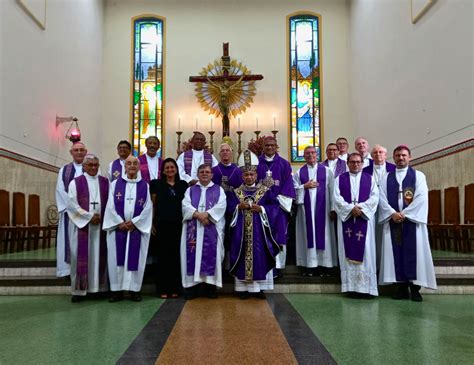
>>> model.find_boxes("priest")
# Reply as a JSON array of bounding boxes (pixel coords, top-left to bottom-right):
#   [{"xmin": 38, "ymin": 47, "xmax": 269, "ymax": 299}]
[
  {"xmin": 180, "ymin": 163, "xmax": 226, "ymax": 299},
  {"xmin": 333, "ymin": 152, "xmax": 379, "ymax": 297},
  {"xmin": 322, "ymin": 143, "xmax": 347, "ymax": 179},
  {"xmin": 56, "ymin": 141, "xmax": 87, "ymax": 277},
  {"xmin": 256, "ymin": 136, "xmax": 295, "ymax": 274},
  {"xmin": 294, "ymin": 146, "xmax": 337, "ymax": 276},
  {"xmin": 67, "ymin": 154, "xmax": 109, "ymax": 302},
  {"xmin": 108, "ymin": 140, "xmax": 131, "ymax": 182},
  {"xmin": 177, "ymin": 132, "xmax": 218, "ymax": 186},
  {"xmin": 212, "ymin": 142, "xmax": 242, "ymax": 194},
  {"xmin": 103, "ymin": 155, "xmax": 152, "ymax": 302},
  {"xmin": 228, "ymin": 150, "xmax": 280, "ymax": 299},
  {"xmin": 355, "ymin": 137, "xmax": 373, "ymax": 168},
  {"xmin": 138, "ymin": 136, "xmax": 162, "ymax": 183},
  {"xmin": 378, "ymin": 145, "xmax": 437, "ymax": 301}
]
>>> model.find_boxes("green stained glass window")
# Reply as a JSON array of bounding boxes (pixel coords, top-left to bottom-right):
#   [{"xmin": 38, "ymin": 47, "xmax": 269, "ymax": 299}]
[
  {"xmin": 132, "ymin": 18, "xmax": 164, "ymax": 156},
  {"xmin": 289, "ymin": 15, "xmax": 321, "ymax": 163}
]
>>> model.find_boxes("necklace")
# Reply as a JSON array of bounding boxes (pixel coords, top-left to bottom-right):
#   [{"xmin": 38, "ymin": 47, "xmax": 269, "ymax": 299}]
[{"xmin": 126, "ymin": 183, "xmax": 136, "ymax": 205}]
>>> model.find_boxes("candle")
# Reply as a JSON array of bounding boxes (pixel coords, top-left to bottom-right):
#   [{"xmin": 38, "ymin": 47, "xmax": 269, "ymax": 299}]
[
  {"xmin": 238, "ymin": 117, "xmax": 241, "ymax": 130},
  {"xmin": 178, "ymin": 117, "xmax": 181, "ymax": 131},
  {"xmin": 273, "ymin": 116, "xmax": 276, "ymax": 130},
  {"xmin": 210, "ymin": 117, "xmax": 213, "ymax": 130},
  {"xmin": 256, "ymin": 116, "xmax": 259, "ymax": 130},
  {"xmin": 195, "ymin": 116, "xmax": 199, "ymax": 130}
]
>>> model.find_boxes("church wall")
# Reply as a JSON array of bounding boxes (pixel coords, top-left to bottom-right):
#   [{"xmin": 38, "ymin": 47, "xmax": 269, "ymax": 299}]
[
  {"xmin": 349, "ymin": 0, "xmax": 473, "ymax": 158},
  {"xmin": 0, "ymin": 0, "xmax": 104, "ymax": 166},
  {"xmin": 102, "ymin": 0, "xmax": 352, "ymax": 164}
]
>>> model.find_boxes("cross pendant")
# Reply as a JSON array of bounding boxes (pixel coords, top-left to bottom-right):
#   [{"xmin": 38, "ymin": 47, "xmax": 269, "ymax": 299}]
[
  {"xmin": 126, "ymin": 197, "xmax": 134, "ymax": 204},
  {"xmin": 90, "ymin": 201, "xmax": 99, "ymax": 209},
  {"xmin": 199, "ymin": 203, "xmax": 206, "ymax": 212},
  {"xmin": 352, "ymin": 199, "xmax": 358, "ymax": 205}
]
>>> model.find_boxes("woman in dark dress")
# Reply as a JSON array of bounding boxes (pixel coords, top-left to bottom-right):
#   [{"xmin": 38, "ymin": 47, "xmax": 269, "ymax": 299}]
[{"xmin": 150, "ymin": 158, "xmax": 188, "ymax": 298}]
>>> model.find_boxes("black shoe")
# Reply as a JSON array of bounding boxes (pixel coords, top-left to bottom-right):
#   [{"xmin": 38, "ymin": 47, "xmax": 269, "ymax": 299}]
[
  {"xmin": 410, "ymin": 284, "xmax": 423, "ymax": 302},
  {"xmin": 109, "ymin": 292, "xmax": 123, "ymax": 303},
  {"xmin": 253, "ymin": 291, "xmax": 266, "ymax": 299},
  {"xmin": 239, "ymin": 292, "xmax": 250, "ymax": 300},
  {"xmin": 392, "ymin": 284, "xmax": 410, "ymax": 300},
  {"xmin": 71, "ymin": 295, "xmax": 84, "ymax": 303},
  {"xmin": 130, "ymin": 291, "xmax": 142, "ymax": 302},
  {"xmin": 274, "ymin": 269, "xmax": 284, "ymax": 279}
]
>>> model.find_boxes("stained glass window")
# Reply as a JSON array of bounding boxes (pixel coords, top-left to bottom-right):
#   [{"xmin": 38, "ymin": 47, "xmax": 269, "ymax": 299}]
[
  {"xmin": 289, "ymin": 14, "xmax": 321, "ymax": 163},
  {"xmin": 132, "ymin": 17, "xmax": 164, "ymax": 156}
]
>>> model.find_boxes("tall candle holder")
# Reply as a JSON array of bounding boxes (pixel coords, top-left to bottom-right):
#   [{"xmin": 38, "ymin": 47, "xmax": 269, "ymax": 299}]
[
  {"xmin": 236, "ymin": 131, "xmax": 243, "ymax": 155},
  {"xmin": 176, "ymin": 131, "xmax": 183, "ymax": 157},
  {"xmin": 254, "ymin": 130, "xmax": 261, "ymax": 139},
  {"xmin": 271, "ymin": 130, "xmax": 279, "ymax": 140},
  {"xmin": 208, "ymin": 131, "xmax": 215, "ymax": 154}
]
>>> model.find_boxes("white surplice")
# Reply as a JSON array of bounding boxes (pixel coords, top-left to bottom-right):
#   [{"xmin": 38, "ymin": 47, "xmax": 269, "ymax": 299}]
[
  {"xmin": 177, "ymin": 149, "xmax": 218, "ymax": 183},
  {"xmin": 378, "ymin": 168, "xmax": 437, "ymax": 289},
  {"xmin": 334, "ymin": 172, "xmax": 379, "ymax": 296},
  {"xmin": 180, "ymin": 182, "xmax": 226, "ymax": 288},
  {"xmin": 67, "ymin": 173, "xmax": 108, "ymax": 296},
  {"xmin": 293, "ymin": 164, "xmax": 337, "ymax": 268},
  {"xmin": 103, "ymin": 175, "xmax": 152, "ymax": 292},
  {"xmin": 56, "ymin": 162, "xmax": 83, "ymax": 277}
]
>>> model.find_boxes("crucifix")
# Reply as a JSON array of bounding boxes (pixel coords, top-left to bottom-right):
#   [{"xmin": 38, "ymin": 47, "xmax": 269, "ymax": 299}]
[
  {"xmin": 189, "ymin": 43, "xmax": 264, "ymax": 137},
  {"xmin": 198, "ymin": 202, "xmax": 206, "ymax": 212}
]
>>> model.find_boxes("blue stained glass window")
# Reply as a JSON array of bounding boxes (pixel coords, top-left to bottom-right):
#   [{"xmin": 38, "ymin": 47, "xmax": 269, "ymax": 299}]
[
  {"xmin": 289, "ymin": 15, "xmax": 321, "ymax": 163},
  {"xmin": 132, "ymin": 18, "xmax": 164, "ymax": 156}
]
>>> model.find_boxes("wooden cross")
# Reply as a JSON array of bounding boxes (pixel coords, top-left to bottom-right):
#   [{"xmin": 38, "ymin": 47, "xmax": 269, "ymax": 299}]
[
  {"xmin": 345, "ymin": 228, "xmax": 352, "ymax": 238},
  {"xmin": 356, "ymin": 231, "xmax": 365, "ymax": 241},
  {"xmin": 90, "ymin": 201, "xmax": 99, "ymax": 209},
  {"xmin": 189, "ymin": 43, "xmax": 264, "ymax": 137}
]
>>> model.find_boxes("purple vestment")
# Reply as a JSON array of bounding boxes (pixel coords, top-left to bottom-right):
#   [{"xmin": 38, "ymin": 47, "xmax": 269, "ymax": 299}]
[
  {"xmin": 113, "ymin": 177, "xmax": 148, "ymax": 271},
  {"xmin": 387, "ymin": 167, "xmax": 417, "ymax": 281},
  {"xmin": 228, "ymin": 184, "xmax": 280, "ymax": 281},
  {"xmin": 339, "ymin": 172, "xmax": 372, "ymax": 263},
  {"xmin": 184, "ymin": 150, "xmax": 213, "ymax": 175},
  {"xmin": 62, "ymin": 162, "xmax": 77, "ymax": 263},
  {"xmin": 323, "ymin": 158, "xmax": 347, "ymax": 178},
  {"xmin": 363, "ymin": 161, "xmax": 396, "ymax": 176},
  {"xmin": 138, "ymin": 154, "xmax": 162, "ymax": 183},
  {"xmin": 256, "ymin": 153, "xmax": 296, "ymax": 246},
  {"xmin": 212, "ymin": 163, "xmax": 243, "ymax": 193},
  {"xmin": 186, "ymin": 184, "xmax": 221, "ymax": 276},
  {"xmin": 74, "ymin": 175, "xmax": 109, "ymax": 290},
  {"xmin": 110, "ymin": 159, "xmax": 123, "ymax": 182}
]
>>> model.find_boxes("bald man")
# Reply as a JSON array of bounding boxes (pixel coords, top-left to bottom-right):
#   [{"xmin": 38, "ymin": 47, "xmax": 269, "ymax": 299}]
[{"xmin": 355, "ymin": 137, "xmax": 373, "ymax": 168}]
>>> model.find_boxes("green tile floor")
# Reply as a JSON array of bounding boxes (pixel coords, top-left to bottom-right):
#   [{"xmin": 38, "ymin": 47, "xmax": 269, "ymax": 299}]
[
  {"xmin": 0, "ymin": 247, "xmax": 56, "ymax": 261},
  {"xmin": 286, "ymin": 294, "xmax": 474, "ymax": 365},
  {"xmin": 0, "ymin": 296, "xmax": 163, "ymax": 364}
]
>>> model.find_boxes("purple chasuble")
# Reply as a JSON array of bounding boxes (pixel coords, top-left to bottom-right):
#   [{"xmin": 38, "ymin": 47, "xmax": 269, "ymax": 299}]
[
  {"xmin": 186, "ymin": 184, "xmax": 220, "ymax": 276},
  {"xmin": 184, "ymin": 150, "xmax": 213, "ymax": 175},
  {"xmin": 138, "ymin": 154, "xmax": 161, "ymax": 183},
  {"xmin": 211, "ymin": 163, "xmax": 243, "ymax": 192},
  {"xmin": 74, "ymin": 175, "xmax": 109, "ymax": 291},
  {"xmin": 299, "ymin": 164, "xmax": 327, "ymax": 249},
  {"xmin": 339, "ymin": 172, "xmax": 372, "ymax": 263},
  {"xmin": 387, "ymin": 167, "xmax": 417, "ymax": 281},
  {"xmin": 110, "ymin": 159, "xmax": 123, "ymax": 182},
  {"xmin": 323, "ymin": 158, "xmax": 347, "ymax": 178},
  {"xmin": 62, "ymin": 162, "xmax": 77, "ymax": 264},
  {"xmin": 113, "ymin": 177, "xmax": 148, "ymax": 271}
]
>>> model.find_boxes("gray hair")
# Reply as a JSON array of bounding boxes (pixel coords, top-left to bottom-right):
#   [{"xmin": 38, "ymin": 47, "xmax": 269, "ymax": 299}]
[{"xmin": 83, "ymin": 154, "xmax": 99, "ymax": 164}]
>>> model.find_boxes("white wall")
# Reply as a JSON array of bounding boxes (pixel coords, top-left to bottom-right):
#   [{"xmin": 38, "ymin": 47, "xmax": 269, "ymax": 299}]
[
  {"xmin": 102, "ymin": 0, "xmax": 352, "ymax": 164},
  {"xmin": 349, "ymin": 0, "xmax": 473, "ymax": 158},
  {"xmin": 0, "ymin": 0, "xmax": 104, "ymax": 166}
]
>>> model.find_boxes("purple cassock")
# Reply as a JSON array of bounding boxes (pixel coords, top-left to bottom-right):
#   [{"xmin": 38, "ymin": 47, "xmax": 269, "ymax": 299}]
[
  {"xmin": 256, "ymin": 153, "xmax": 296, "ymax": 246},
  {"xmin": 212, "ymin": 163, "xmax": 243, "ymax": 193},
  {"xmin": 387, "ymin": 167, "xmax": 417, "ymax": 281},
  {"xmin": 338, "ymin": 172, "xmax": 372, "ymax": 263},
  {"xmin": 62, "ymin": 162, "xmax": 77, "ymax": 263},
  {"xmin": 74, "ymin": 175, "xmax": 109, "ymax": 291},
  {"xmin": 138, "ymin": 154, "xmax": 162, "ymax": 183},
  {"xmin": 323, "ymin": 158, "xmax": 347, "ymax": 178},
  {"xmin": 363, "ymin": 161, "xmax": 396, "ymax": 176},
  {"xmin": 228, "ymin": 184, "xmax": 281, "ymax": 281}
]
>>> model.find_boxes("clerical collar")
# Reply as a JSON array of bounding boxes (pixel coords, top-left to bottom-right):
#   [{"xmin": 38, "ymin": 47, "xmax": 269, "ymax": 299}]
[
  {"xmin": 123, "ymin": 173, "xmax": 142, "ymax": 183},
  {"xmin": 264, "ymin": 154, "xmax": 275, "ymax": 162},
  {"xmin": 197, "ymin": 181, "xmax": 214, "ymax": 188},
  {"xmin": 192, "ymin": 149, "xmax": 204, "ymax": 154},
  {"xmin": 84, "ymin": 172, "xmax": 98, "ymax": 180},
  {"xmin": 245, "ymin": 183, "xmax": 256, "ymax": 188},
  {"xmin": 221, "ymin": 162, "xmax": 232, "ymax": 167},
  {"xmin": 306, "ymin": 163, "xmax": 317, "ymax": 168},
  {"xmin": 396, "ymin": 166, "xmax": 408, "ymax": 172},
  {"xmin": 73, "ymin": 162, "xmax": 82, "ymax": 168},
  {"xmin": 375, "ymin": 162, "xmax": 385, "ymax": 169},
  {"xmin": 349, "ymin": 171, "xmax": 361, "ymax": 176}
]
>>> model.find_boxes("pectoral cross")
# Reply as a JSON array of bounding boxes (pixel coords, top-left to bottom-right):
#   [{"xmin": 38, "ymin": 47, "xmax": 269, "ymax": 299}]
[
  {"xmin": 345, "ymin": 228, "xmax": 352, "ymax": 237},
  {"xmin": 116, "ymin": 192, "xmax": 122, "ymax": 200},
  {"xmin": 90, "ymin": 201, "xmax": 99, "ymax": 209},
  {"xmin": 126, "ymin": 196, "xmax": 134, "ymax": 204},
  {"xmin": 199, "ymin": 202, "xmax": 206, "ymax": 212},
  {"xmin": 356, "ymin": 231, "xmax": 365, "ymax": 241},
  {"xmin": 352, "ymin": 199, "xmax": 358, "ymax": 205}
]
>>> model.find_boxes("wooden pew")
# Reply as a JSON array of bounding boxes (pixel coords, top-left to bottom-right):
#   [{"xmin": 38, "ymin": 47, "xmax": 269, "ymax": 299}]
[
  {"xmin": 427, "ymin": 189, "xmax": 442, "ymax": 250},
  {"xmin": 459, "ymin": 183, "xmax": 474, "ymax": 253}
]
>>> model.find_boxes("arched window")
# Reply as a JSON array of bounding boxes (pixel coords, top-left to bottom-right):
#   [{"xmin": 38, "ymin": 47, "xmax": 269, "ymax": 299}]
[
  {"xmin": 288, "ymin": 13, "xmax": 322, "ymax": 163},
  {"xmin": 131, "ymin": 16, "xmax": 165, "ymax": 156}
]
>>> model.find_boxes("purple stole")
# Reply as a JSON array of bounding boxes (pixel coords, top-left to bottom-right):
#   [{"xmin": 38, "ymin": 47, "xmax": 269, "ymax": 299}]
[
  {"xmin": 323, "ymin": 158, "xmax": 347, "ymax": 178},
  {"xmin": 184, "ymin": 150, "xmax": 213, "ymax": 175},
  {"xmin": 74, "ymin": 175, "xmax": 109, "ymax": 291},
  {"xmin": 138, "ymin": 154, "xmax": 162, "ymax": 183},
  {"xmin": 339, "ymin": 172, "xmax": 372, "ymax": 263},
  {"xmin": 110, "ymin": 159, "xmax": 123, "ymax": 181},
  {"xmin": 62, "ymin": 163, "xmax": 78, "ymax": 263},
  {"xmin": 186, "ymin": 184, "xmax": 220, "ymax": 276},
  {"xmin": 363, "ymin": 161, "xmax": 396, "ymax": 176},
  {"xmin": 113, "ymin": 178, "xmax": 148, "ymax": 271},
  {"xmin": 387, "ymin": 167, "xmax": 417, "ymax": 281},
  {"xmin": 299, "ymin": 164, "xmax": 327, "ymax": 249}
]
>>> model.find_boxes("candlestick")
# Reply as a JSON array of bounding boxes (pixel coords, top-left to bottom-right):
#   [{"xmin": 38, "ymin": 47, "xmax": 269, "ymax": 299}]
[
  {"xmin": 236, "ymin": 131, "xmax": 243, "ymax": 155},
  {"xmin": 210, "ymin": 117, "xmax": 213, "ymax": 130},
  {"xmin": 208, "ymin": 131, "xmax": 215, "ymax": 154},
  {"xmin": 254, "ymin": 130, "xmax": 261, "ymax": 139},
  {"xmin": 271, "ymin": 130, "xmax": 279, "ymax": 140},
  {"xmin": 176, "ymin": 131, "xmax": 183, "ymax": 157}
]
